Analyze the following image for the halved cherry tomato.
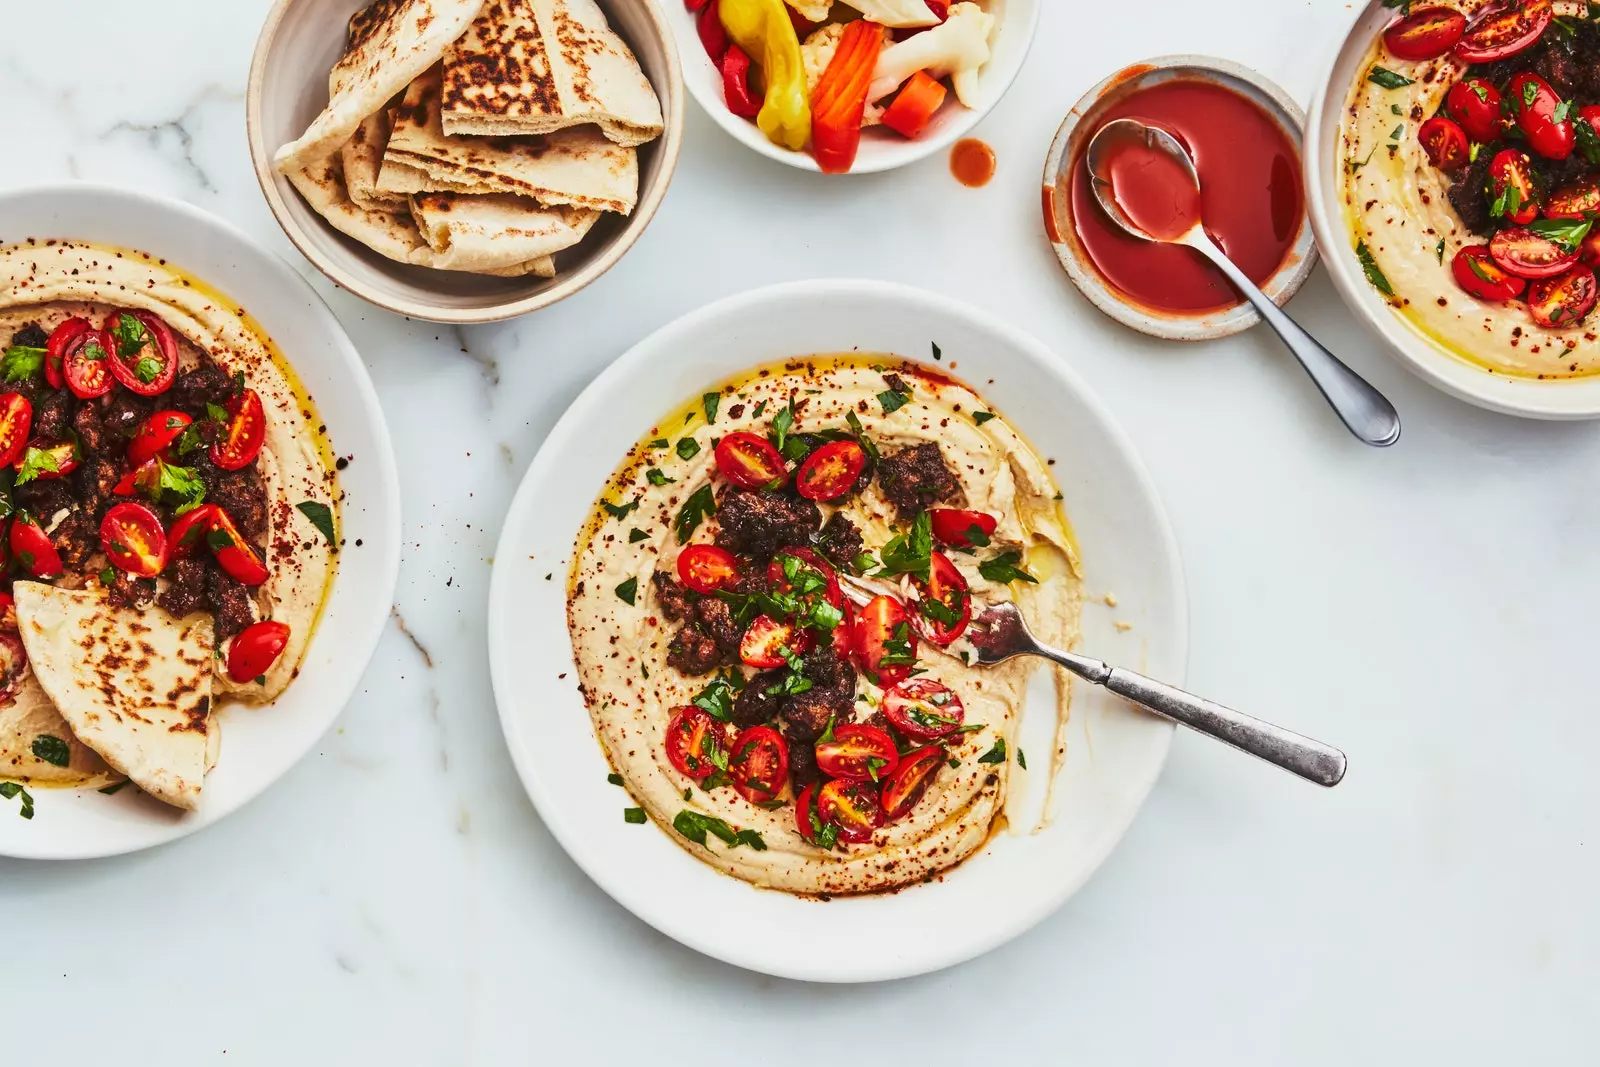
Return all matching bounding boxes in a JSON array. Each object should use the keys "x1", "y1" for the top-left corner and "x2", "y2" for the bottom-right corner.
[
  {"x1": 1581, "y1": 230, "x2": 1600, "y2": 269},
  {"x1": 101, "y1": 502, "x2": 168, "y2": 578},
  {"x1": 62, "y1": 327, "x2": 114, "y2": 399},
  {"x1": 0, "y1": 393, "x2": 32, "y2": 468},
  {"x1": 663, "y1": 705, "x2": 725, "y2": 781},
  {"x1": 795, "y1": 440, "x2": 866, "y2": 501},
  {"x1": 929, "y1": 508, "x2": 997, "y2": 548},
  {"x1": 1527, "y1": 266, "x2": 1599, "y2": 328},
  {"x1": 168, "y1": 503, "x2": 220, "y2": 560},
  {"x1": 853, "y1": 594, "x2": 916, "y2": 687},
  {"x1": 882, "y1": 678, "x2": 966, "y2": 739},
  {"x1": 1507, "y1": 72, "x2": 1574, "y2": 161},
  {"x1": 16, "y1": 440, "x2": 80, "y2": 482},
  {"x1": 766, "y1": 545, "x2": 843, "y2": 610},
  {"x1": 10, "y1": 518, "x2": 62, "y2": 579},
  {"x1": 207, "y1": 507, "x2": 270, "y2": 586},
  {"x1": 814, "y1": 723, "x2": 900, "y2": 783},
  {"x1": 209, "y1": 387, "x2": 265, "y2": 470},
  {"x1": 882, "y1": 745, "x2": 944, "y2": 822},
  {"x1": 729, "y1": 725, "x2": 789, "y2": 804},
  {"x1": 127, "y1": 410, "x2": 193, "y2": 467},
  {"x1": 1488, "y1": 149, "x2": 1542, "y2": 226},
  {"x1": 713, "y1": 431, "x2": 787, "y2": 490},
  {"x1": 1383, "y1": 5, "x2": 1466, "y2": 60},
  {"x1": 1452, "y1": 245, "x2": 1527, "y2": 302},
  {"x1": 113, "y1": 459, "x2": 156, "y2": 499},
  {"x1": 677, "y1": 544, "x2": 740, "y2": 593},
  {"x1": 817, "y1": 779, "x2": 884, "y2": 844},
  {"x1": 226, "y1": 620, "x2": 292, "y2": 683},
  {"x1": 1543, "y1": 178, "x2": 1600, "y2": 221},
  {"x1": 43, "y1": 317, "x2": 90, "y2": 390},
  {"x1": 1454, "y1": 0, "x2": 1551, "y2": 64},
  {"x1": 831, "y1": 598, "x2": 856, "y2": 657},
  {"x1": 882, "y1": 70, "x2": 948, "y2": 138},
  {"x1": 739, "y1": 614, "x2": 811, "y2": 668},
  {"x1": 795, "y1": 782, "x2": 824, "y2": 841},
  {"x1": 1444, "y1": 78, "x2": 1504, "y2": 143},
  {"x1": 1418, "y1": 116, "x2": 1470, "y2": 171},
  {"x1": 102, "y1": 309, "x2": 178, "y2": 396},
  {"x1": 1490, "y1": 226, "x2": 1578, "y2": 279},
  {"x1": 910, "y1": 551, "x2": 971, "y2": 646}
]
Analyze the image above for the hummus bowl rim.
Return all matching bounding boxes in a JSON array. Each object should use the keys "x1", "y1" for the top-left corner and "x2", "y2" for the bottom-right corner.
[
  {"x1": 1305, "y1": 0, "x2": 1600, "y2": 420},
  {"x1": 488, "y1": 278, "x2": 1187, "y2": 982},
  {"x1": 0, "y1": 183, "x2": 402, "y2": 859}
]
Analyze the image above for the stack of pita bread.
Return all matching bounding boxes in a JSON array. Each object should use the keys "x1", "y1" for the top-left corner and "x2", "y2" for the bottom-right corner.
[{"x1": 276, "y1": 0, "x2": 664, "y2": 278}]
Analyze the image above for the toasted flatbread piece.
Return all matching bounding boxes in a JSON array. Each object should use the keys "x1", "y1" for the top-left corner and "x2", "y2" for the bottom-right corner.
[
  {"x1": 13, "y1": 584, "x2": 214, "y2": 810},
  {"x1": 411, "y1": 193, "x2": 599, "y2": 269},
  {"x1": 289, "y1": 152, "x2": 556, "y2": 277},
  {"x1": 383, "y1": 68, "x2": 638, "y2": 213},
  {"x1": 274, "y1": 0, "x2": 488, "y2": 174},
  {"x1": 343, "y1": 109, "x2": 407, "y2": 209},
  {"x1": 440, "y1": 0, "x2": 663, "y2": 146}
]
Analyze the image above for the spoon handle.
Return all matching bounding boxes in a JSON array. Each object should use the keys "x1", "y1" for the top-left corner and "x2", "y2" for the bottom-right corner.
[
  {"x1": 1188, "y1": 233, "x2": 1402, "y2": 448},
  {"x1": 1033, "y1": 641, "x2": 1347, "y2": 786}
]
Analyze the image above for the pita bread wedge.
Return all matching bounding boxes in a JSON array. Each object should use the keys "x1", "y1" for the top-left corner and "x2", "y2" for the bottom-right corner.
[
  {"x1": 343, "y1": 109, "x2": 407, "y2": 210},
  {"x1": 411, "y1": 193, "x2": 600, "y2": 269},
  {"x1": 382, "y1": 68, "x2": 639, "y2": 213},
  {"x1": 288, "y1": 151, "x2": 555, "y2": 277},
  {"x1": 13, "y1": 584, "x2": 214, "y2": 810},
  {"x1": 274, "y1": 0, "x2": 488, "y2": 175},
  {"x1": 439, "y1": 0, "x2": 664, "y2": 147}
]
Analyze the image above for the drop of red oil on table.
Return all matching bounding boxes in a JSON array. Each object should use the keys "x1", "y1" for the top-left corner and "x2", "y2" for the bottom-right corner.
[{"x1": 951, "y1": 139, "x2": 996, "y2": 188}]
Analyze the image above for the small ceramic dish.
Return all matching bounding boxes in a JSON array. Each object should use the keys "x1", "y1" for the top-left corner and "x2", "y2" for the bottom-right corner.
[
  {"x1": 246, "y1": 0, "x2": 683, "y2": 324},
  {"x1": 1043, "y1": 55, "x2": 1318, "y2": 342},
  {"x1": 0, "y1": 185, "x2": 401, "y2": 860},
  {"x1": 1306, "y1": 1, "x2": 1600, "y2": 419},
  {"x1": 487, "y1": 279, "x2": 1186, "y2": 981},
  {"x1": 666, "y1": 0, "x2": 1040, "y2": 175}
]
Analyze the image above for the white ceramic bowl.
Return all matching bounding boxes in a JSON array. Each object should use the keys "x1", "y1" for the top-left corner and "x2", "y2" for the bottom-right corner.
[
  {"x1": 666, "y1": 1, "x2": 1039, "y2": 174},
  {"x1": 1044, "y1": 56, "x2": 1318, "y2": 342},
  {"x1": 0, "y1": 185, "x2": 401, "y2": 860},
  {"x1": 488, "y1": 279, "x2": 1186, "y2": 981},
  {"x1": 1306, "y1": 2, "x2": 1600, "y2": 419},
  {"x1": 247, "y1": 0, "x2": 683, "y2": 324}
]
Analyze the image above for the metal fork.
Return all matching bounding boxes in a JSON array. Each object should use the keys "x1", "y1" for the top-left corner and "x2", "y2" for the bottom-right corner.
[{"x1": 838, "y1": 575, "x2": 1347, "y2": 787}]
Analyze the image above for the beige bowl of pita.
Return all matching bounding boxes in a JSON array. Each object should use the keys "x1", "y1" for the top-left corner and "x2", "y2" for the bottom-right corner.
[{"x1": 248, "y1": 0, "x2": 682, "y2": 324}]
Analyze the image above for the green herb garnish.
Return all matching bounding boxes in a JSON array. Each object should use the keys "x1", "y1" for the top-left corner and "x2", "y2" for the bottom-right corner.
[
  {"x1": 297, "y1": 501, "x2": 336, "y2": 544},
  {"x1": 674, "y1": 485, "x2": 716, "y2": 543},
  {"x1": 30, "y1": 734, "x2": 70, "y2": 768}
]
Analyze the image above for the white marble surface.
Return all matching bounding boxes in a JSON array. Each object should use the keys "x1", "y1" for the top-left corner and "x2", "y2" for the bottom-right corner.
[{"x1": 2, "y1": 0, "x2": 1597, "y2": 1062}]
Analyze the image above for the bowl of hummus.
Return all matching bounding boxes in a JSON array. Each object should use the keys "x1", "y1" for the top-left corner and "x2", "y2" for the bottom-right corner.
[
  {"x1": 0, "y1": 185, "x2": 400, "y2": 859},
  {"x1": 489, "y1": 279, "x2": 1186, "y2": 980},
  {"x1": 1308, "y1": 0, "x2": 1600, "y2": 417}
]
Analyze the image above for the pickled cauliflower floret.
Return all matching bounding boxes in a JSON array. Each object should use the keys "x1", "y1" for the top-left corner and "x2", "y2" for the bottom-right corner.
[
  {"x1": 786, "y1": 0, "x2": 833, "y2": 21},
  {"x1": 844, "y1": 0, "x2": 940, "y2": 27},
  {"x1": 868, "y1": 1, "x2": 995, "y2": 107}
]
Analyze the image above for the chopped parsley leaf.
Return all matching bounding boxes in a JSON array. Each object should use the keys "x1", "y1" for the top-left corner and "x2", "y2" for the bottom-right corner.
[
  {"x1": 602, "y1": 497, "x2": 638, "y2": 520},
  {"x1": 30, "y1": 734, "x2": 71, "y2": 768},
  {"x1": 627, "y1": 528, "x2": 649, "y2": 543},
  {"x1": 674, "y1": 485, "x2": 716, "y2": 543},
  {"x1": 1367, "y1": 66, "x2": 1414, "y2": 90},
  {"x1": 979, "y1": 550, "x2": 1039, "y2": 585},
  {"x1": 972, "y1": 411, "x2": 997, "y2": 425},
  {"x1": 0, "y1": 780, "x2": 33, "y2": 819},
  {"x1": 978, "y1": 738, "x2": 1008, "y2": 765},
  {"x1": 1355, "y1": 240, "x2": 1395, "y2": 297},
  {"x1": 645, "y1": 467, "x2": 674, "y2": 486},
  {"x1": 675, "y1": 438, "x2": 700, "y2": 461},
  {"x1": 623, "y1": 807, "x2": 647, "y2": 824},
  {"x1": 672, "y1": 810, "x2": 765, "y2": 851},
  {"x1": 0, "y1": 345, "x2": 45, "y2": 382},
  {"x1": 614, "y1": 577, "x2": 638, "y2": 605},
  {"x1": 702, "y1": 392, "x2": 721, "y2": 424},
  {"x1": 607, "y1": 772, "x2": 624, "y2": 786},
  {"x1": 297, "y1": 501, "x2": 336, "y2": 544}
]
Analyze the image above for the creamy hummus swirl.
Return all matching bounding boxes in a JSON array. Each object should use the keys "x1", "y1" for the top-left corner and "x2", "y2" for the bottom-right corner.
[{"x1": 567, "y1": 358, "x2": 1083, "y2": 895}]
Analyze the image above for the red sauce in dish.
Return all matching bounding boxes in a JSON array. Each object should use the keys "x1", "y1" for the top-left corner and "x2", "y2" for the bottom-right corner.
[
  {"x1": 1064, "y1": 78, "x2": 1304, "y2": 315},
  {"x1": 951, "y1": 139, "x2": 996, "y2": 187}
]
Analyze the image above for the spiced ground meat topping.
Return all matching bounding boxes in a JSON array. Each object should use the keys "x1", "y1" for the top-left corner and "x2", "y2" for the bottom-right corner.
[{"x1": 877, "y1": 442, "x2": 960, "y2": 517}]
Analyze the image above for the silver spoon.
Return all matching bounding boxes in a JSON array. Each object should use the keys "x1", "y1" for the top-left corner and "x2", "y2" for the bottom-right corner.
[
  {"x1": 1083, "y1": 118, "x2": 1402, "y2": 448},
  {"x1": 839, "y1": 574, "x2": 1347, "y2": 787}
]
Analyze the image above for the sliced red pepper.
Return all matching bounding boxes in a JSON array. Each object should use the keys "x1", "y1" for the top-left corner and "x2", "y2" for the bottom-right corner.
[
  {"x1": 881, "y1": 70, "x2": 948, "y2": 139},
  {"x1": 809, "y1": 19, "x2": 885, "y2": 174},
  {"x1": 697, "y1": 0, "x2": 728, "y2": 62},
  {"x1": 722, "y1": 44, "x2": 762, "y2": 119}
]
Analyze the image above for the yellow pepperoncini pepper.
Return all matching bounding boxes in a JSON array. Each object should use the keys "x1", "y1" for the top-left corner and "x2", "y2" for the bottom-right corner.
[{"x1": 719, "y1": 0, "x2": 812, "y2": 151}]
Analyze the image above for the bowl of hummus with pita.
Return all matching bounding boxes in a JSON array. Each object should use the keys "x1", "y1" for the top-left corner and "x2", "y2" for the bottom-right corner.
[
  {"x1": 248, "y1": 0, "x2": 681, "y2": 323},
  {"x1": 489, "y1": 280, "x2": 1185, "y2": 980},
  {"x1": 1309, "y1": 0, "x2": 1600, "y2": 418},
  {"x1": 0, "y1": 185, "x2": 400, "y2": 859}
]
